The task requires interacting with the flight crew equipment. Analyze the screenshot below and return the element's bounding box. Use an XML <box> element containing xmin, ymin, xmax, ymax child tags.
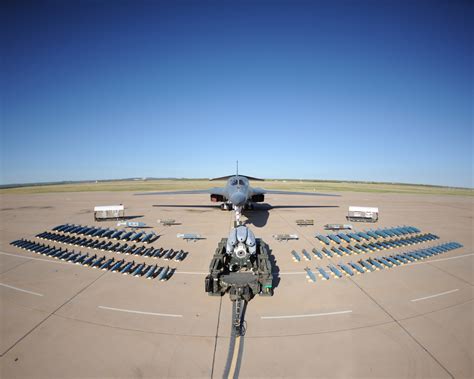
<box><xmin>94</xmin><ymin>205</ymin><xmax>125</xmax><ymax>221</ymax></box>
<box><xmin>347</xmin><ymin>206</ymin><xmax>379</xmax><ymax>222</ymax></box>
<box><xmin>9</xmin><ymin>239</ymin><xmax>179</xmax><ymax>281</ymax></box>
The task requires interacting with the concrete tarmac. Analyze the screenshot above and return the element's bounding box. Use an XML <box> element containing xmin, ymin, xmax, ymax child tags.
<box><xmin>0</xmin><ymin>191</ymin><xmax>472</xmax><ymax>378</ymax></box>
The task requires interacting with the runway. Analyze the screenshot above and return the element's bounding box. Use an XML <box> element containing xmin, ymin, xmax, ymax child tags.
<box><xmin>0</xmin><ymin>190</ymin><xmax>472</xmax><ymax>377</ymax></box>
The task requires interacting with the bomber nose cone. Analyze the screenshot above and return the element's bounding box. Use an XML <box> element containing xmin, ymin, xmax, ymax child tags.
<box><xmin>230</xmin><ymin>192</ymin><xmax>246</xmax><ymax>206</ymax></box>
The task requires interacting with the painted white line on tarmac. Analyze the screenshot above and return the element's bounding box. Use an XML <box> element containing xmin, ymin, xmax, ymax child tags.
<box><xmin>0</xmin><ymin>251</ymin><xmax>68</xmax><ymax>265</ymax></box>
<box><xmin>0</xmin><ymin>282</ymin><xmax>44</xmax><ymax>297</ymax></box>
<box><xmin>176</xmin><ymin>271</ymin><xmax>307</xmax><ymax>276</ymax></box>
<box><xmin>412</xmin><ymin>253</ymin><xmax>474</xmax><ymax>264</ymax></box>
<box><xmin>98</xmin><ymin>305</ymin><xmax>183</xmax><ymax>318</ymax></box>
<box><xmin>261</xmin><ymin>310</ymin><xmax>352</xmax><ymax>320</ymax></box>
<box><xmin>411</xmin><ymin>289</ymin><xmax>459</xmax><ymax>302</ymax></box>
<box><xmin>166</xmin><ymin>254</ymin><xmax>474</xmax><ymax>276</ymax></box>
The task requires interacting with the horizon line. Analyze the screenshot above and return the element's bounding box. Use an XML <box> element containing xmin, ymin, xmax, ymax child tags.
<box><xmin>0</xmin><ymin>177</ymin><xmax>472</xmax><ymax>191</ymax></box>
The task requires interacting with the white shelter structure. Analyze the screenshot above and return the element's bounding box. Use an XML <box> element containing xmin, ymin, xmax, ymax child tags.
<box><xmin>94</xmin><ymin>205</ymin><xmax>125</xmax><ymax>221</ymax></box>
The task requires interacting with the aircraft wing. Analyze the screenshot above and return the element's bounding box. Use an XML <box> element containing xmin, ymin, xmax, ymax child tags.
<box><xmin>211</xmin><ymin>174</ymin><xmax>264</xmax><ymax>181</ymax></box>
<box><xmin>135</xmin><ymin>187</ymin><xmax>226</xmax><ymax>196</ymax></box>
<box><xmin>254</xmin><ymin>188</ymin><xmax>339</xmax><ymax>197</ymax></box>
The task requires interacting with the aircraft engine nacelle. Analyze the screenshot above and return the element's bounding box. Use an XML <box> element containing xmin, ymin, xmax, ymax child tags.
<box><xmin>210</xmin><ymin>194</ymin><xmax>225</xmax><ymax>202</ymax></box>
<box><xmin>251</xmin><ymin>194</ymin><xmax>264</xmax><ymax>202</ymax></box>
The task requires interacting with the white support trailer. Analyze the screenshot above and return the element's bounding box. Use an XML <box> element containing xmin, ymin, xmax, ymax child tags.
<box><xmin>94</xmin><ymin>205</ymin><xmax>125</xmax><ymax>221</ymax></box>
<box><xmin>347</xmin><ymin>206</ymin><xmax>379</xmax><ymax>223</ymax></box>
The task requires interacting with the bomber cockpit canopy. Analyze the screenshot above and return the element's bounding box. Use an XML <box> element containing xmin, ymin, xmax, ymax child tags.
<box><xmin>230</xmin><ymin>178</ymin><xmax>247</xmax><ymax>186</ymax></box>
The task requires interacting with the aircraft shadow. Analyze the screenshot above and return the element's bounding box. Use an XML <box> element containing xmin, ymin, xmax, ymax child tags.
<box><xmin>243</xmin><ymin>203</ymin><xmax>339</xmax><ymax>228</ymax></box>
<box><xmin>257</xmin><ymin>204</ymin><xmax>339</xmax><ymax>210</ymax></box>
<box><xmin>153</xmin><ymin>203</ymin><xmax>339</xmax><ymax>228</ymax></box>
<box><xmin>243</xmin><ymin>207</ymin><xmax>269</xmax><ymax>228</ymax></box>
<box><xmin>153</xmin><ymin>205</ymin><xmax>220</xmax><ymax>209</ymax></box>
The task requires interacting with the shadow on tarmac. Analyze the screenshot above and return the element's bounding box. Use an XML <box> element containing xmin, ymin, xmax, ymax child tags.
<box><xmin>243</xmin><ymin>203</ymin><xmax>339</xmax><ymax>228</ymax></box>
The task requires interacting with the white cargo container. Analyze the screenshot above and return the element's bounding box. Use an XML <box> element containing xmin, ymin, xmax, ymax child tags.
<box><xmin>347</xmin><ymin>206</ymin><xmax>378</xmax><ymax>223</ymax></box>
<box><xmin>94</xmin><ymin>205</ymin><xmax>125</xmax><ymax>221</ymax></box>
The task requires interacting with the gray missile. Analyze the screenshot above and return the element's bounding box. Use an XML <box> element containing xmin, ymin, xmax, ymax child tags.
<box><xmin>120</xmin><ymin>261</ymin><xmax>135</xmax><ymax>275</ymax></box>
<box><xmin>158</xmin><ymin>266</ymin><xmax>169</xmax><ymax>281</ymax></box>
<box><xmin>100</xmin><ymin>258</ymin><xmax>115</xmax><ymax>270</ymax></box>
<box><xmin>304</xmin><ymin>267</ymin><xmax>317</xmax><ymax>283</ymax></box>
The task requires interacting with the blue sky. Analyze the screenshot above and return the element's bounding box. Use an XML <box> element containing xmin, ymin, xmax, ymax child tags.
<box><xmin>1</xmin><ymin>0</ymin><xmax>472</xmax><ymax>187</ymax></box>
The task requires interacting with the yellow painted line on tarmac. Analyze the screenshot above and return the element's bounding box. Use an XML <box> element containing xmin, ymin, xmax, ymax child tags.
<box><xmin>227</xmin><ymin>335</ymin><xmax>241</xmax><ymax>379</ymax></box>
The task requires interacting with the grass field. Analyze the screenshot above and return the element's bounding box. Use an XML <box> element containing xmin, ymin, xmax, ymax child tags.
<box><xmin>1</xmin><ymin>179</ymin><xmax>472</xmax><ymax>196</ymax></box>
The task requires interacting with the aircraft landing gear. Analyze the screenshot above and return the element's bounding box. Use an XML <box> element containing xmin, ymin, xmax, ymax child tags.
<box><xmin>233</xmin><ymin>205</ymin><xmax>243</xmax><ymax>226</ymax></box>
<box><xmin>220</xmin><ymin>203</ymin><xmax>232</xmax><ymax>211</ymax></box>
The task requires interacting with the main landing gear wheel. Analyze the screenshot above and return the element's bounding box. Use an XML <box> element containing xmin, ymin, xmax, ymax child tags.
<box><xmin>220</xmin><ymin>203</ymin><xmax>232</xmax><ymax>211</ymax></box>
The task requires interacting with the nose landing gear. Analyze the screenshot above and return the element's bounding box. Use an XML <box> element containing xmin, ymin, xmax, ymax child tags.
<box><xmin>233</xmin><ymin>205</ymin><xmax>243</xmax><ymax>225</ymax></box>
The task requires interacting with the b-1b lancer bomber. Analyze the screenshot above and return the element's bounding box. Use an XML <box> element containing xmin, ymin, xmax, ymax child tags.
<box><xmin>137</xmin><ymin>162</ymin><xmax>338</xmax><ymax>223</ymax></box>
